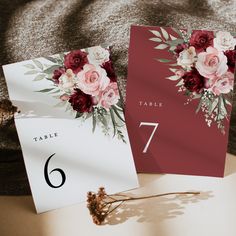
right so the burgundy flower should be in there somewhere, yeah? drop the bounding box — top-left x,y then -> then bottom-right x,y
190,30 -> 214,52
174,43 -> 188,56
182,68 -> 205,93
52,67 -> 65,84
69,89 -> 94,113
224,49 -> 236,73
101,60 -> 117,82
64,50 -> 88,73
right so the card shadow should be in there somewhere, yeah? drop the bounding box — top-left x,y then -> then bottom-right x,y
104,190 -> 213,225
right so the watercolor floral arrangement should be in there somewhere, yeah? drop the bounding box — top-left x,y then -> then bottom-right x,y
24,46 -> 126,142
149,28 -> 236,134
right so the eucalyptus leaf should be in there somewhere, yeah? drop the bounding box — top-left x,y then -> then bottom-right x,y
110,109 -> 117,137
149,37 -> 162,42
44,65 -> 60,74
33,74 -> 45,81
156,58 -> 172,63
111,106 -> 125,123
92,113 -> 96,133
24,70 -> 39,75
149,30 -> 161,38
176,79 -> 184,87
36,88 -> 55,93
160,27 -> 169,40
170,34 -> 177,40
196,98 -> 203,113
45,56 -> 58,63
209,97 -> 218,115
155,44 -> 168,50
75,112 -> 83,118
169,68 -> 177,73
33,59 -> 43,70
172,28 -> 183,38
24,64 -> 35,69
169,46 -> 176,51
166,75 -> 179,81
166,39 -> 184,46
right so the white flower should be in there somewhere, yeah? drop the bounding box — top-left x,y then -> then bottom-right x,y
87,46 -> 110,65
58,69 -> 75,92
213,31 -> 236,51
177,46 -> 197,69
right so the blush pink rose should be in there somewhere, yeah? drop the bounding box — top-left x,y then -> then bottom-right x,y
210,72 -> 234,95
99,82 -> 120,110
196,47 -> 228,79
76,64 -> 110,96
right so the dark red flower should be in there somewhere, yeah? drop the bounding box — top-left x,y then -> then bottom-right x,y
174,43 -> 188,56
52,67 -> 65,84
101,60 -> 117,82
69,89 -> 94,113
64,50 -> 88,73
190,30 -> 214,52
182,68 -> 205,93
224,49 -> 236,73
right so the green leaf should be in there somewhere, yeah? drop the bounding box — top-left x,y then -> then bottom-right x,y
24,64 -> 35,69
169,46 -> 176,51
149,37 -> 162,42
172,28 -> 183,38
111,106 -> 125,123
35,88 -> 55,93
92,113 -> 96,133
209,97 -> 218,115
75,112 -> 83,118
166,75 -> 179,81
85,112 -> 93,120
161,27 -> 169,40
169,68 -> 177,73
156,58 -> 172,63
44,65 -> 60,74
155,44 -> 168,49
24,70 -> 39,75
33,59 -> 43,70
33,74 -> 45,81
196,98 -> 203,113
45,56 -> 58,63
176,79 -> 184,87
169,34 -> 177,40
110,109 -> 117,137
166,39 -> 184,46
149,30 -> 161,38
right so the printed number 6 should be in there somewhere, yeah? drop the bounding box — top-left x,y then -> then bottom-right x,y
44,153 -> 66,188
139,122 -> 159,153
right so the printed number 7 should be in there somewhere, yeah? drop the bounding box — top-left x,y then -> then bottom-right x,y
139,122 -> 159,153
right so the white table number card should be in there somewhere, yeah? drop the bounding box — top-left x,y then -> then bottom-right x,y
3,46 -> 139,213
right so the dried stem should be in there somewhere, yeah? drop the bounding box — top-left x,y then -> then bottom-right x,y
87,187 -> 200,225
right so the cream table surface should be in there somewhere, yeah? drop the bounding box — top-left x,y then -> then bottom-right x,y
1,153 -> 236,236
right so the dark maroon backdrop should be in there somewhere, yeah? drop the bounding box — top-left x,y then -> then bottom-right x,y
125,25 -> 232,177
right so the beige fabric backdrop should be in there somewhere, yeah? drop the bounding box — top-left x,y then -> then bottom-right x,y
0,0 -> 236,195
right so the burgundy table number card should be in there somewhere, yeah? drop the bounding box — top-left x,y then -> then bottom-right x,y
3,46 -> 138,213
126,25 -> 236,177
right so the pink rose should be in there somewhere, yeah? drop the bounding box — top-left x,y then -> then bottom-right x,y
210,72 -> 234,95
76,64 -> 110,96
196,47 -> 228,79
99,82 -> 120,110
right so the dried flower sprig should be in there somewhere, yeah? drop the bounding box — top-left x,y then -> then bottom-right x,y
87,187 -> 200,225
0,99 -> 18,126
